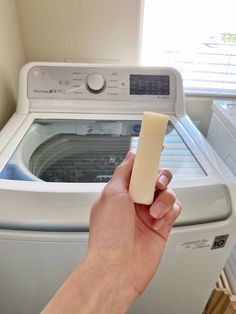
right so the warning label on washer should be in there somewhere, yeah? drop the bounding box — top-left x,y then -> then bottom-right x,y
177,238 -> 212,251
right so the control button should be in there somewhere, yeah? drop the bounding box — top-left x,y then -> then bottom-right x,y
120,81 -> 126,89
86,73 -> 106,94
59,80 -> 71,87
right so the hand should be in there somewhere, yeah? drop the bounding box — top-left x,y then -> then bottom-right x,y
41,151 -> 181,314
87,151 -> 181,306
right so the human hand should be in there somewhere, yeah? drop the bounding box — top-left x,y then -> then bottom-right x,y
41,151 -> 181,314
86,151 -> 181,310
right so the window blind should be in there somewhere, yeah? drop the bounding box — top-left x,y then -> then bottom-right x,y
141,0 -> 236,96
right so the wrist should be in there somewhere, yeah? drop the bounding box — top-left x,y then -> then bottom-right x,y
79,254 -> 134,314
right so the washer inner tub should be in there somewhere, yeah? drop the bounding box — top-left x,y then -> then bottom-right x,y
29,134 -> 131,182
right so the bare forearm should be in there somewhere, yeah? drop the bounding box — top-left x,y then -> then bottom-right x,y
41,257 -> 133,314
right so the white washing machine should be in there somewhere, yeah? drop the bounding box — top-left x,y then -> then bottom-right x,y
0,63 -> 236,314
207,100 -> 236,294
207,100 -> 236,176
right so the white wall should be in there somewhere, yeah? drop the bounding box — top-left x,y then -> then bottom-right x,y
3,0 -> 231,136
15,0 -> 224,137
15,0 -> 143,64
0,0 -> 25,129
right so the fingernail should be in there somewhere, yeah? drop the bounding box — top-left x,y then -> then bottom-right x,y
158,175 -> 169,189
153,218 -> 165,231
150,201 -> 166,219
124,151 -> 132,161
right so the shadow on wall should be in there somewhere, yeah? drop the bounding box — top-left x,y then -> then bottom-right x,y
0,0 -> 25,130
185,96 -> 213,137
0,68 -> 17,129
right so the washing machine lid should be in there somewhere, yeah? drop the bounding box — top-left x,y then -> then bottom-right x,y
212,100 -> 236,138
0,116 -> 232,230
0,118 -> 206,183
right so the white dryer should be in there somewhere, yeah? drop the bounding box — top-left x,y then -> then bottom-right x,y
207,100 -> 236,294
0,63 -> 235,314
207,100 -> 236,176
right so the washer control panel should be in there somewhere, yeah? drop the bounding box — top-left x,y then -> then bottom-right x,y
27,65 -> 178,103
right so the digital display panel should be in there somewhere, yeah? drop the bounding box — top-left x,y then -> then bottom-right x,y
130,75 -> 170,95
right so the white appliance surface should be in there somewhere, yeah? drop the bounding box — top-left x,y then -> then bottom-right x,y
208,100 -> 236,176
0,63 -> 236,314
212,101 -> 236,137
207,100 -> 236,295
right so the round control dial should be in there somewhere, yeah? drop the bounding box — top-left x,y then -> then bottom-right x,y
86,73 -> 106,93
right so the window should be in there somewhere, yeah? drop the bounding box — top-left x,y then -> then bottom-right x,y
141,0 -> 236,96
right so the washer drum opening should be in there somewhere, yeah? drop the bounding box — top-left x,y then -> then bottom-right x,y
29,134 -> 131,182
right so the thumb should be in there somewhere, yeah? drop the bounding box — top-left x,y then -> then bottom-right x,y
109,151 -> 135,190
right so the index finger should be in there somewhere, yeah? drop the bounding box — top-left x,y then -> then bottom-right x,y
107,151 -> 135,193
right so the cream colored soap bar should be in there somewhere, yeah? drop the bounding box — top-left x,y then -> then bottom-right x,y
129,112 -> 169,205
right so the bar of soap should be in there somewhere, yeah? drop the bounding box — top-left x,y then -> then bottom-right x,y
129,112 -> 169,205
